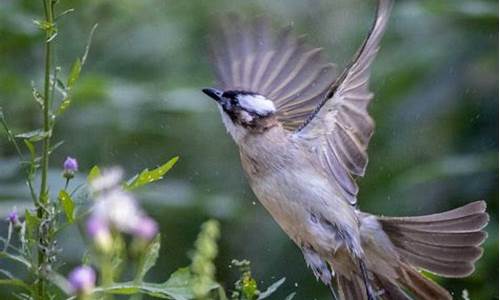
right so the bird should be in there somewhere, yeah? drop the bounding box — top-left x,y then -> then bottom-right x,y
201,0 -> 489,299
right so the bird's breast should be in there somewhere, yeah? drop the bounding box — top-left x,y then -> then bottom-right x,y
240,149 -> 356,252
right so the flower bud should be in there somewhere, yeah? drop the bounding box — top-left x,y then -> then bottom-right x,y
6,208 -> 22,230
132,216 -> 158,241
63,156 -> 78,179
7,209 -> 19,224
86,216 -> 112,253
68,266 -> 95,295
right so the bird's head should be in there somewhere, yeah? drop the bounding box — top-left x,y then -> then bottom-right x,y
202,87 -> 278,141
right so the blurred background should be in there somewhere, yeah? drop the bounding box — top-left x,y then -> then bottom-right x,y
0,0 -> 498,299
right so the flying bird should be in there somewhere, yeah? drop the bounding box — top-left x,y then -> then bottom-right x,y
202,0 -> 489,299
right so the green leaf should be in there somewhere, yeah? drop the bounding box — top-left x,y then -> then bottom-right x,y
82,24 -> 98,65
257,277 -> 285,299
0,268 -> 15,279
58,190 -> 75,223
126,156 -> 179,190
67,58 -> 82,88
0,279 -> 33,293
55,97 -> 71,116
72,268 -> 218,300
31,84 -> 44,108
55,8 -> 75,20
91,268 -> 218,300
23,140 -> 36,158
137,234 -> 161,281
15,129 -> 51,142
160,267 -> 195,299
284,292 -> 296,300
87,165 -> 101,183
0,252 -> 31,269
24,209 -> 39,243
242,277 -> 258,300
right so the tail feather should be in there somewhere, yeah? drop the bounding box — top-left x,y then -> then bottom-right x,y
379,201 -> 488,232
382,227 -> 487,247
337,275 -> 367,300
373,274 -> 412,300
397,265 -> 452,300
395,240 -> 483,262
386,213 -> 488,233
395,248 -> 475,277
378,200 -> 489,277
385,201 -> 486,223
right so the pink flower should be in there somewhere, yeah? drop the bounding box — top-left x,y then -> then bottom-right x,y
86,216 -> 112,252
133,216 -> 158,241
68,266 -> 95,295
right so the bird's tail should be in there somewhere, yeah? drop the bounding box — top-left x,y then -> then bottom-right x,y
374,200 -> 489,300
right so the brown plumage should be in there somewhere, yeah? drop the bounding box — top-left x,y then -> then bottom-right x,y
203,0 -> 490,299
379,201 -> 488,278
210,16 -> 337,131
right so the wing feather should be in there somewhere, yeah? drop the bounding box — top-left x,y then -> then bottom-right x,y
209,18 -> 336,130
208,0 -> 392,206
296,0 -> 393,205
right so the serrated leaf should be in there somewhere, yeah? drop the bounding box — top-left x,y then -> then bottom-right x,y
126,156 -> 179,190
67,58 -> 81,88
159,267 -> 195,299
137,234 -> 161,281
87,165 -> 101,183
58,190 -> 75,223
91,268 -> 218,300
257,278 -> 286,299
15,129 -> 50,142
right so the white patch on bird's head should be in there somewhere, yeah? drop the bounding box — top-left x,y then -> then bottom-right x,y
215,91 -> 278,144
237,94 -> 276,116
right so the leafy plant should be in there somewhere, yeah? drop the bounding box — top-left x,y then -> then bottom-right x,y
0,1 -> 290,300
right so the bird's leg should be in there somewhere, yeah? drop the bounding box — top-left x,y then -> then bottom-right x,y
358,259 -> 377,300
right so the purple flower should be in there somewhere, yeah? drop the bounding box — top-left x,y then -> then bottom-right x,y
133,216 -> 158,241
86,216 -> 112,252
64,157 -> 78,172
63,157 -> 78,179
68,266 -> 95,295
7,209 -> 19,225
86,215 -> 107,237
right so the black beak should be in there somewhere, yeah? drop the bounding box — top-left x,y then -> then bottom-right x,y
202,88 -> 223,103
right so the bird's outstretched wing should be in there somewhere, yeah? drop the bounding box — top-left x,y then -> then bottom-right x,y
295,0 -> 393,205
209,16 -> 337,130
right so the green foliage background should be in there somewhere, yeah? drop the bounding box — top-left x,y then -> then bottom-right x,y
0,0 -> 498,299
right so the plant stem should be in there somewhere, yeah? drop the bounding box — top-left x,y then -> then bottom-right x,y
37,0 -> 54,298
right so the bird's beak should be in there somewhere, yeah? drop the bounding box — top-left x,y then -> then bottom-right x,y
202,88 -> 223,103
